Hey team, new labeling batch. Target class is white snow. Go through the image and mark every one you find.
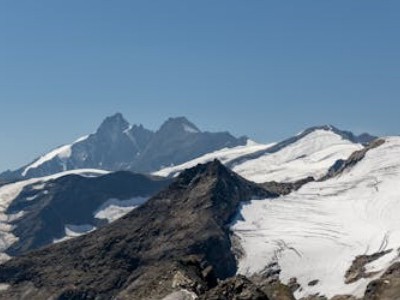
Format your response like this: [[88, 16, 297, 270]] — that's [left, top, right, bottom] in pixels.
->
[[123, 124, 133, 134], [94, 197, 148, 223], [154, 140, 273, 177], [232, 129, 363, 183], [26, 194, 39, 201], [0, 284, 9, 292], [22, 135, 89, 177], [0, 168, 108, 260], [183, 123, 200, 134], [232, 137, 400, 298], [53, 224, 96, 243]]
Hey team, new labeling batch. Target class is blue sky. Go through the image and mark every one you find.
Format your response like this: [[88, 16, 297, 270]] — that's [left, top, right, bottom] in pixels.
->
[[0, 1, 399, 170]]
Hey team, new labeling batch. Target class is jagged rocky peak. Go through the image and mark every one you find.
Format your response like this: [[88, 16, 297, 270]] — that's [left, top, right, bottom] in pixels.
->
[[96, 112, 131, 135], [158, 116, 201, 134], [178, 159, 229, 181]]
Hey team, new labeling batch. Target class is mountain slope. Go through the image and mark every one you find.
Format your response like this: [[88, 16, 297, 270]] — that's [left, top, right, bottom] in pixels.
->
[[0, 161, 277, 300], [1, 114, 246, 180], [154, 140, 274, 177], [231, 136, 400, 299], [0, 169, 170, 261], [156, 126, 367, 183]]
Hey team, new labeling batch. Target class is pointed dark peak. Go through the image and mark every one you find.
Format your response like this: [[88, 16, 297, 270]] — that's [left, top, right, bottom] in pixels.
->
[[158, 116, 201, 134], [97, 112, 130, 134], [175, 159, 231, 185], [170, 159, 276, 204]]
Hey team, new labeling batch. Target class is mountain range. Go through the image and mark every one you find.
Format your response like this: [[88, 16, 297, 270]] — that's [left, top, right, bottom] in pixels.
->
[[1, 114, 399, 299], [0, 113, 247, 181]]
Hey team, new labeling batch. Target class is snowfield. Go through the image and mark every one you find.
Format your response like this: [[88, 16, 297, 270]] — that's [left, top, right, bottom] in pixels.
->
[[156, 129, 363, 183], [154, 140, 272, 178], [232, 129, 363, 183], [232, 136, 400, 298]]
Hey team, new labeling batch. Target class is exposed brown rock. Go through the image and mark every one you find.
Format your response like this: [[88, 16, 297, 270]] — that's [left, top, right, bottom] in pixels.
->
[[198, 275, 270, 300], [330, 296, 358, 300], [345, 250, 392, 284], [260, 176, 315, 195], [364, 262, 400, 300]]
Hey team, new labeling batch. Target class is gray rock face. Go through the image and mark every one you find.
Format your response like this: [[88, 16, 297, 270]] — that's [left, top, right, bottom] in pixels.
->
[[132, 117, 248, 172], [0, 114, 247, 180], [68, 113, 154, 171]]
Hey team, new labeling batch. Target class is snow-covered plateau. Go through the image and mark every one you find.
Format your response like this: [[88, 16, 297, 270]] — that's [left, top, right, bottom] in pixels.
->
[[156, 128, 363, 183], [232, 136, 400, 298]]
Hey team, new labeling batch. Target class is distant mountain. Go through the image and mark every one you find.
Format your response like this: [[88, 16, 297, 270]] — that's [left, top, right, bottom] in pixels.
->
[[155, 125, 374, 183], [0, 169, 170, 261], [132, 117, 247, 172], [0, 114, 247, 180]]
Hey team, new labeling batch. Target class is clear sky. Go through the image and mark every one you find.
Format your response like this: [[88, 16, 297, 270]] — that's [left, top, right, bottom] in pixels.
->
[[0, 1, 399, 170]]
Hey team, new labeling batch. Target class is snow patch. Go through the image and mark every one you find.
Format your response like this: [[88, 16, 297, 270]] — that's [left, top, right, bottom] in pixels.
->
[[183, 123, 200, 134], [26, 194, 39, 201], [94, 197, 148, 223], [54, 224, 96, 243], [123, 124, 133, 134]]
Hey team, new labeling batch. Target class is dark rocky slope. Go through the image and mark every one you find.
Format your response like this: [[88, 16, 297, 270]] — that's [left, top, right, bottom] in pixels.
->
[[0, 160, 278, 299], [6, 171, 171, 257]]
